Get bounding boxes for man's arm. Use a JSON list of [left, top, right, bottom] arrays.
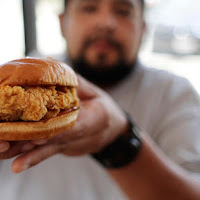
[[109, 132, 200, 200]]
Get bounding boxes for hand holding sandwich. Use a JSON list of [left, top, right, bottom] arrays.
[[0, 73, 128, 173]]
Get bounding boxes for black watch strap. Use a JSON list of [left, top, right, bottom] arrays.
[[92, 112, 142, 169]]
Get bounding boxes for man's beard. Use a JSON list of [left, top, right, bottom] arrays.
[[69, 35, 137, 85]]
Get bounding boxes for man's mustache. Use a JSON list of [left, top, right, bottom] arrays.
[[83, 35, 122, 50]]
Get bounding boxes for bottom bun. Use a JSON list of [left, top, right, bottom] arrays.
[[0, 110, 79, 141]]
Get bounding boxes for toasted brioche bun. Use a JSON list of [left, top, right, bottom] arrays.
[[0, 57, 79, 140], [0, 57, 78, 87]]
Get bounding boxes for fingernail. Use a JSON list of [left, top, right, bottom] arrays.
[[0, 142, 9, 153], [21, 143, 35, 152], [12, 163, 30, 173]]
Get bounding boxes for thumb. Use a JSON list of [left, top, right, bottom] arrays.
[[77, 75, 100, 100], [0, 141, 10, 153]]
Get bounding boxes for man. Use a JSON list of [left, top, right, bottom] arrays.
[[0, 0, 200, 199]]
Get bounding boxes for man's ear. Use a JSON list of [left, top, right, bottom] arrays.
[[142, 20, 146, 34], [59, 13, 66, 37]]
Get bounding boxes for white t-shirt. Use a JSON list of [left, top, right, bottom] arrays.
[[1, 64, 200, 200]]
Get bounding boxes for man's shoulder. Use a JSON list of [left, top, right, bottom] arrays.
[[137, 63, 199, 104], [138, 63, 183, 83], [137, 63, 193, 90]]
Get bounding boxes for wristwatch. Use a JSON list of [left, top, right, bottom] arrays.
[[92, 112, 142, 169]]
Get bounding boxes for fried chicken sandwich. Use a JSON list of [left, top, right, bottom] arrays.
[[0, 57, 79, 140]]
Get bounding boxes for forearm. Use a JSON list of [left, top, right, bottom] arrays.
[[108, 132, 200, 200]]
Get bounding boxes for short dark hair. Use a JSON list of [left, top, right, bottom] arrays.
[[64, 0, 145, 11]]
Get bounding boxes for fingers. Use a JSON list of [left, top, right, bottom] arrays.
[[74, 99, 109, 136], [47, 100, 109, 144], [0, 142, 35, 159], [77, 75, 100, 100], [11, 131, 106, 173], [0, 141, 10, 153], [12, 143, 63, 173], [62, 131, 107, 156]]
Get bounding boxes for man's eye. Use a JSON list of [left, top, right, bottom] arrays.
[[116, 9, 131, 17], [81, 5, 97, 13]]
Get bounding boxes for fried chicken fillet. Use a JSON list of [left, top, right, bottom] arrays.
[[0, 85, 78, 122]]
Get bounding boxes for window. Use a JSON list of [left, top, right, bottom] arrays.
[[36, 0, 65, 56], [0, 0, 24, 64], [139, 0, 200, 93]]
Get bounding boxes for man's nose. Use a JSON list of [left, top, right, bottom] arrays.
[[95, 9, 117, 32]]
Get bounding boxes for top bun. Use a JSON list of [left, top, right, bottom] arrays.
[[0, 57, 78, 87]]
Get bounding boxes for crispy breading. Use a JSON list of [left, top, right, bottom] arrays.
[[0, 86, 78, 121]]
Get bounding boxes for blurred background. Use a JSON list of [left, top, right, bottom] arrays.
[[0, 0, 199, 92]]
